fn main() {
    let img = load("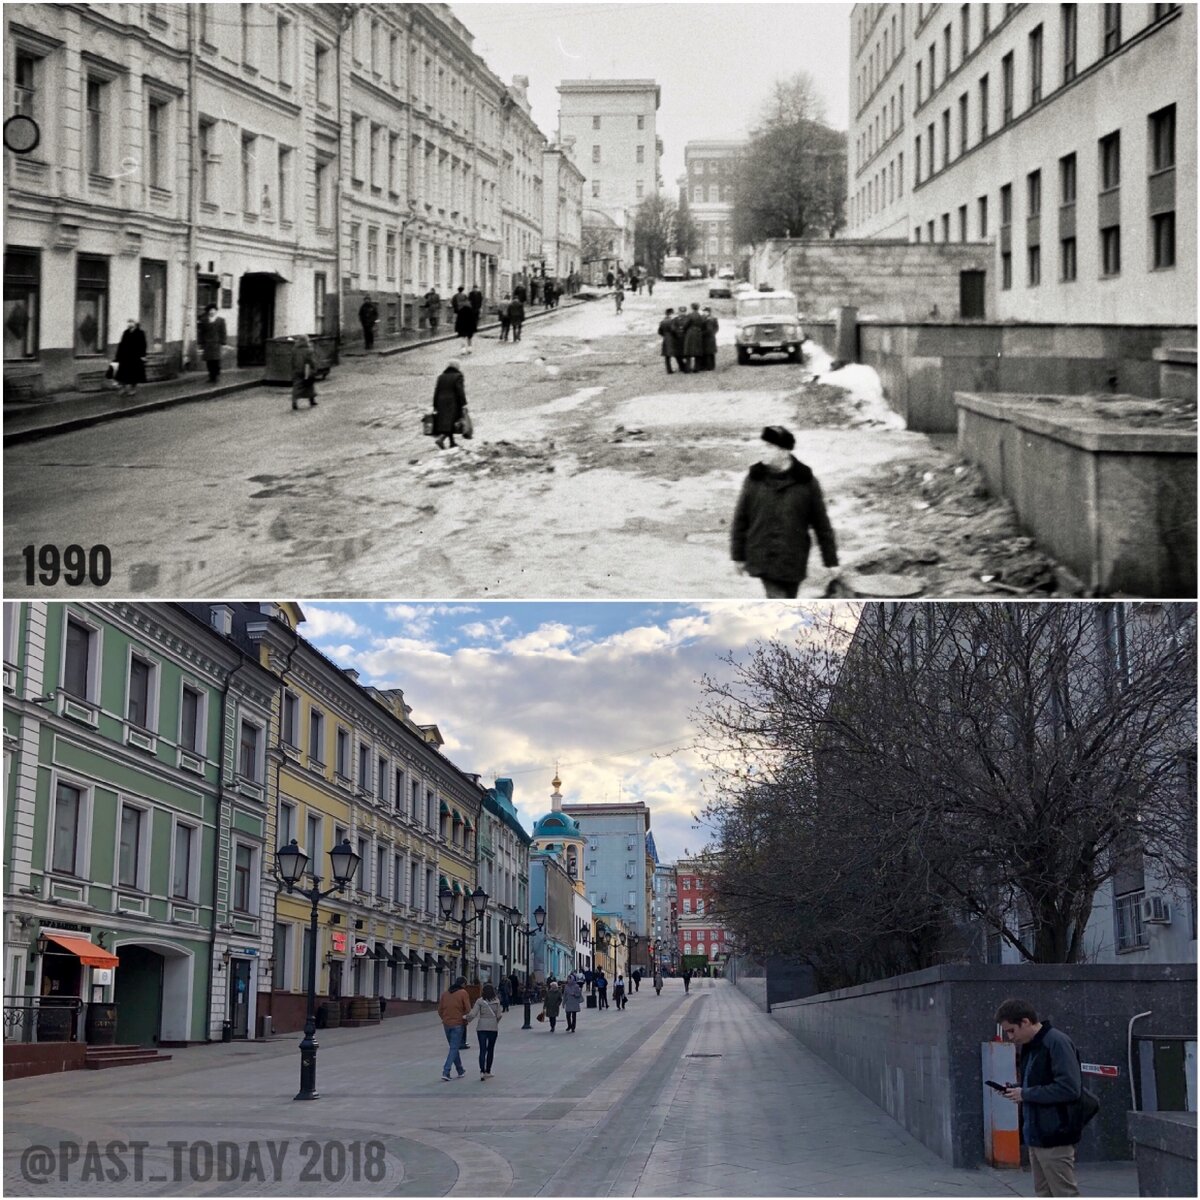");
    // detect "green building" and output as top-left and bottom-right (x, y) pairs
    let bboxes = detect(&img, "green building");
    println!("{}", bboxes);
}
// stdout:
(3, 603), (277, 1046)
